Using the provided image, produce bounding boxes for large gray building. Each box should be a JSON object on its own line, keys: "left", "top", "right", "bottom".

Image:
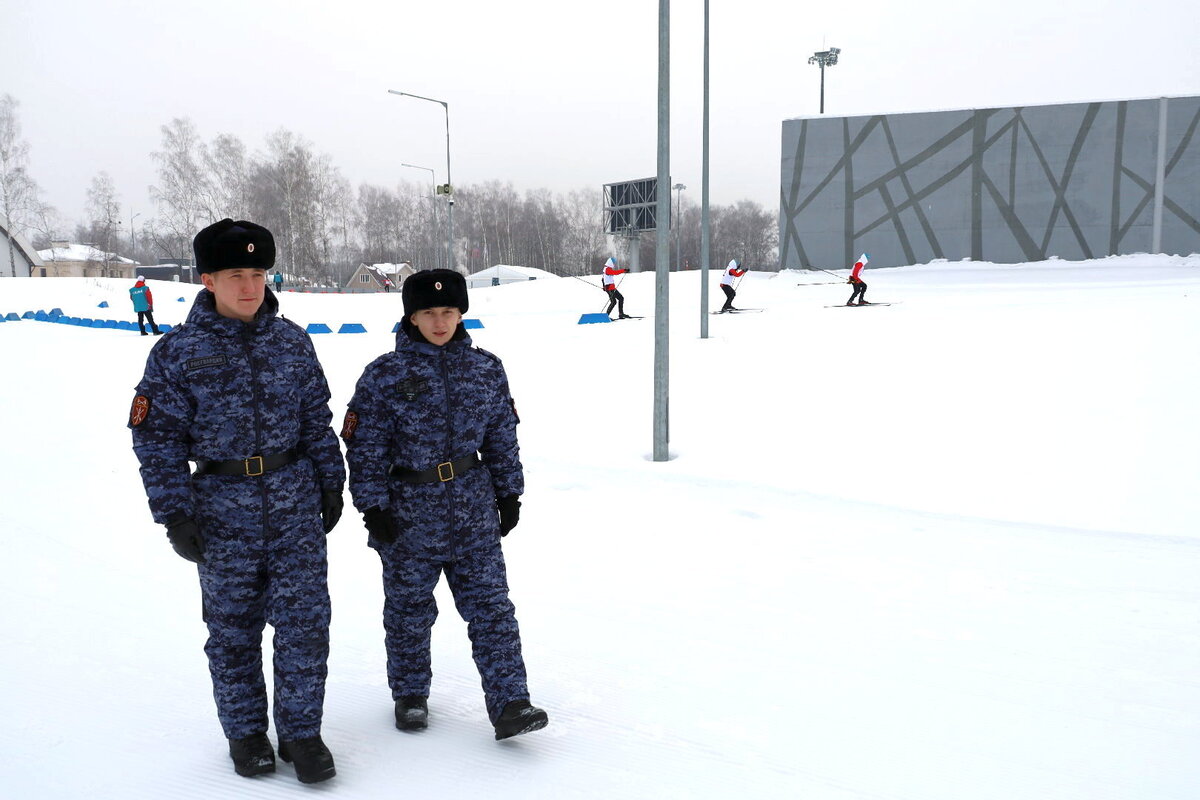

{"left": 780, "top": 96, "right": 1200, "bottom": 270}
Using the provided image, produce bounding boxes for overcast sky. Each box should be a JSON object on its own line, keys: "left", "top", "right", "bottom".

{"left": 5, "top": 0, "right": 1198, "bottom": 231}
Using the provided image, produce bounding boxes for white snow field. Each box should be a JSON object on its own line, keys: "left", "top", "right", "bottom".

{"left": 1, "top": 256, "right": 1198, "bottom": 798}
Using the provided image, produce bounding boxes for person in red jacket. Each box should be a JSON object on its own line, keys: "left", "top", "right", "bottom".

{"left": 601, "top": 257, "right": 631, "bottom": 319}
{"left": 129, "top": 275, "right": 162, "bottom": 335}
{"left": 719, "top": 259, "right": 747, "bottom": 312}
{"left": 846, "top": 253, "right": 870, "bottom": 305}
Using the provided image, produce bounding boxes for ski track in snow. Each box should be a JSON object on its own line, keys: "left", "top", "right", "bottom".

{"left": 1, "top": 257, "right": 1199, "bottom": 798}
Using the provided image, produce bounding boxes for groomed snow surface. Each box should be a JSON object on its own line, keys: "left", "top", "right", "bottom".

{"left": 1, "top": 256, "right": 1198, "bottom": 798}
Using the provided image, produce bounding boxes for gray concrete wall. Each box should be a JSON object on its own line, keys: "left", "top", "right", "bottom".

{"left": 780, "top": 96, "right": 1200, "bottom": 270}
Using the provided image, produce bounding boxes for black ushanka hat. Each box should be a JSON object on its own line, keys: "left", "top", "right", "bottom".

{"left": 193, "top": 219, "right": 276, "bottom": 274}
{"left": 402, "top": 269, "right": 469, "bottom": 316}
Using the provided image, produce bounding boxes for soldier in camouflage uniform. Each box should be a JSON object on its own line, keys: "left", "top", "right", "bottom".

{"left": 128, "top": 219, "right": 344, "bottom": 783}
{"left": 343, "top": 268, "right": 548, "bottom": 741}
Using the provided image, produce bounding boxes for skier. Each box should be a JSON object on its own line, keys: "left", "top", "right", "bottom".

{"left": 719, "top": 259, "right": 747, "bottom": 312}
{"left": 129, "top": 275, "right": 162, "bottom": 335}
{"left": 846, "top": 253, "right": 870, "bottom": 305}
{"left": 128, "top": 219, "right": 345, "bottom": 784}
{"left": 342, "top": 268, "right": 549, "bottom": 742}
{"left": 602, "top": 256, "right": 631, "bottom": 319}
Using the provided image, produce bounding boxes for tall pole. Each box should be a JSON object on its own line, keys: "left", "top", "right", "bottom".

{"left": 819, "top": 62, "right": 825, "bottom": 114}
{"left": 130, "top": 211, "right": 140, "bottom": 260}
{"left": 701, "top": 0, "right": 710, "bottom": 337}
{"left": 672, "top": 183, "right": 686, "bottom": 271}
{"left": 402, "top": 163, "right": 439, "bottom": 268}
{"left": 388, "top": 89, "right": 454, "bottom": 270}
{"left": 654, "top": 0, "right": 670, "bottom": 462}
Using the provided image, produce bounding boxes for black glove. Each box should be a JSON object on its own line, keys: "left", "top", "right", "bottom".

{"left": 363, "top": 507, "right": 398, "bottom": 545}
{"left": 320, "top": 490, "right": 344, "bottom": 534}
{"left": 497, "top": 495, "right": 521, "bottom": 537}
{"left": 165, "top": 513, "right": 206, "bottom": 564}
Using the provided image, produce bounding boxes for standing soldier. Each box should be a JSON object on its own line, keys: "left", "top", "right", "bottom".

{"left": 846, "top": 253, "right": 870, "bottom": 305}
{"left": 128, "top": 219, "right": 345, "bottom": 784}
{"left": 718, "top": 259, "right": 747, "bottom": 312}
{"left": 602, "top": 256, "right": 632, "bottom": 319}
{"left": 129, "top": 275, "right": 162, "bottom": 335}
{"left": 342, "top": 268, "right": 549, "bottom": 741}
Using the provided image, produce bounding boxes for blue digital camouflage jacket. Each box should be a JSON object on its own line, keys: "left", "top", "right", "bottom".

{"left": 343, "top": 330, "right": 523, "bottom": 560}
{"left": 129, "top": 288, "right": 345, "bottom": 524}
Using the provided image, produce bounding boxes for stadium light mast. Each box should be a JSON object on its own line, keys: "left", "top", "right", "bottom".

{"left": 807, "top": 47, "right": 840, "bottom": 114}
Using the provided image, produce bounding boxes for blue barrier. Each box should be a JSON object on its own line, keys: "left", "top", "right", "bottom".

{"left": 98, "top": 301, "right": 109, "bottom": 308}
{"left": 4, "top": 312, "right": 19, "bottom": 321}
{"left": 391, "top": 322, "right": 401, "bottom": 333}
{"left": 50, "top": 308, "right": 63, "bottom": 316}
{"left": 22, "top": 311, "right": 36, "bottom": 319}
{"left": 117, "top": 321, "right": 137, "bottom": 330}
{"left": 178, "top": 297, "right": 186, "bottom": 301}
{"left": 338, "top": 323, "right": 367, "bottom": 334}
{"left": 578, "top": 313, "right": 611, "bottom": 325}
{"left": 0, "top": 316, "right": 5, "bottom": 323}
{"left": 306, "top": 323, "right": 333, "bottom": 334}
{"left": 34, "top": 311, "right": 50, "bottom": 321}
{"left": 159, "top": 324, "right": 174, "bottom": 333}
{"left": 463, "top": 318, "right": 484, "bottom": 329}
{"left": 102, "top": 320, "right": 119, "bottom": 328}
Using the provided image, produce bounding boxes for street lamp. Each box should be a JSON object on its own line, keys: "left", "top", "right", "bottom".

{"left": 401, "top": 163, "right": 439, "bottom": 268}
{"left": 130, "top": 211, "right": 141, "bottom": 260}
{"left": 807, "top": 46, "right": 841, "bottom": 114}
{"left": 672, "top": 183, "right": 686, "bottom": 272}
{"left": 388, "top": 89, "right": 454, "bottom": 270}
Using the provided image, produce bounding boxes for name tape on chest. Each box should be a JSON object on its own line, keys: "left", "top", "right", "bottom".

{"left": 186, "top": 355, "right": 229, "bottom": 372}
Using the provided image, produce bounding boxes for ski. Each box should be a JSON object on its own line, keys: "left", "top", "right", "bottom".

{"left": 711, "top": 308, "right": 765, "bottom": 315}
{"left": 612, "top": 315, "right": 646, "bottom": 320}
{"left": 824, "top": 302, "right": 897, "bottom": 308}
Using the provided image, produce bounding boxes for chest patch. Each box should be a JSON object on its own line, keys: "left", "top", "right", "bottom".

{"left": 398, "top": 377, "right": 429, "bottom": 402}
{"left": 187, "top": 355, "right": 229, "bottom": 372}
{"left": 130, "top": 395, "right": 151, "bottom": 426}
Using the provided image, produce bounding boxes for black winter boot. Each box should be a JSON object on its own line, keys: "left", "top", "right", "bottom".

{"left": 395, "top": 696, "right": 429, "bottom": 731}
{"left": 493, "top": 699, "right": 549, "bottom": 740}
{"left": 278, "top": 735, "right": 336, "bottom": 784}
{"left": 228, "top": 733, "right": 275, "bottom": 777}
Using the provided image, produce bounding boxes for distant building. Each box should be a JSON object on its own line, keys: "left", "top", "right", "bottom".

{"left": 35, "top": 241, "right": 138, "bottom": 279}
{"left": 345, "top": 261, "right": 415, "bottom": 292}
{"left": 465, "top": 264, "right": 558, "bottom": 288}
{"left": 1, "top": 215, "right": 44, "bottom": 278}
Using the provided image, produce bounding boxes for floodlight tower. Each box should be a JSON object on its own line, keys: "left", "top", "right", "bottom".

{"left": 807, "top": 47, "right": 841, "bottom": 114}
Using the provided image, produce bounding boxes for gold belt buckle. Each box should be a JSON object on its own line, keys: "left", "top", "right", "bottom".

{"left": 437, "top": 461, "right": 455, "bottom": 482}
{"left": 244, "top": 456, "right": 265, "bottom": 476}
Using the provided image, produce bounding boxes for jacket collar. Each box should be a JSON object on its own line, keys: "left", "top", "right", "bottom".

{"left": 186, "top": 286, "right": 280, "bottom": 336}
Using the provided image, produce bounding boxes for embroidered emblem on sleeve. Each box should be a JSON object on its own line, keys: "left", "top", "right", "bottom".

{"left": 341, "top": 410, "right": 359, "bottom": 440}
{"left": 130, "top": 395, "right": 151, "bottom": 427}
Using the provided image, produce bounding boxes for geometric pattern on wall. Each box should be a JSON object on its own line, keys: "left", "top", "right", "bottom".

{"left": 780, "top": 96, "right": 1200, "bottom": 270}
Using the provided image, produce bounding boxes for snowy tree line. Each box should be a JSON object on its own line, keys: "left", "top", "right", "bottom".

{"left": 2, "top": 98, "right": 778, "bottom": 282}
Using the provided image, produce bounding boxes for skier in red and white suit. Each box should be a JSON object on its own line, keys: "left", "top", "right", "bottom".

{"left": 602, "top": 257, "right": 631, "bottom": 319}
{"left": 846, "top": 253, "right": 870, "bottom": 305}
{"left": 719, "top": 259, "right": 747, "bottom": 312}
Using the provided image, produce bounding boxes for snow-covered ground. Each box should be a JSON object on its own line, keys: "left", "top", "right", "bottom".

{"left": 1, "top": 256, "right": 1198, "bottom": 798}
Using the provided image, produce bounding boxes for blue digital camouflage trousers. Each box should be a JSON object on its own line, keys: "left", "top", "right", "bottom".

{"left": 195, "top": 462, "right": 330, "bottom": 741}
{"left": 378, "top": 539, "right": 528, "bottom": 723}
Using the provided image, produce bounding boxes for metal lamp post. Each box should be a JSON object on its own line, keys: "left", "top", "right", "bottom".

{"left": 672, "top": 182, "right": 686, "bottom": 271}
{"left": 807, "top": 47, "right": 840, "bottom": 114}
{"left": 401, "top": 162, "right": 439, "bottom": 268}
{"left": 388, "top": 89, "right": 454, "bottom": 270}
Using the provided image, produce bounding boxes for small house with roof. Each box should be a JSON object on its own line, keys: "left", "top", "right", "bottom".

{"left": 35, "top": 241, "right": 138, "bottom": 279}
{"left": 345, "top": 261, "right": 415, "bottom": 292}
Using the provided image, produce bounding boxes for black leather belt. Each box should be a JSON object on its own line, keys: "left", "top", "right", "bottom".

{"left": 193, "top": 447, "right": 301, "bottom": 477}
{"left": 389, "top": 453, "right": 480, "bottom": 483}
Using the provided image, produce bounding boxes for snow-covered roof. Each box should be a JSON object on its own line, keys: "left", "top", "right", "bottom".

{"left": 467, "top": 264, "right": 559, "bottom": 281}
{"left": 364, "top": 262, "right": 414, "bottom": 277}
{"left": 37, "top": 243, "right": 136, "bottom": 264}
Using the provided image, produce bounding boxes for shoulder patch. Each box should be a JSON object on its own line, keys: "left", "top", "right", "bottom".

{"left": 186, "top": 355, "right": 228, "bottom": 372}
{"left": 130, "top": 395, "right": 151, "bottom": 427}
{"left": 341, "top": 410, "right": 359, "bottom": 440}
